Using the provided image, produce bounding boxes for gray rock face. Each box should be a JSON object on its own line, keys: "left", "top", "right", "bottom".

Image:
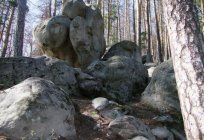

{"left": 103, "top": 40, "right": 142, "bottom": 63}
{"left": 33, "top": 0, "right": 106, "bottom": 69}
{"left": 75, "top": 68, "right": 102, "bottom": 97}
{"left": 141, "top": 59, "right": 180, "bottom": 112}
{"left": 70, "top": 7, "right": 106, "bottom": 69}
{"left": 108, "top": 116, "right": 156, "bottom": 140}
{"left": 99, "top": 105, "right": 129, "bottom": 120}
{"left": 0, "top": 77, "right": 76, "bottom": 139}
{"left": 92, "top": 97, "right": 130, "bottom": 121}
{"left": 33, "top": 16, "right": 78, "bottom": 66}
{"left": 87, "top": 56, "right": 148, "bottom": 103}
{"left": 151, "top": 127, "right": 174, "bottom": 140}
{"left": 0, "top": 56, "right": 78, "bottom": 95}
{"left": 62, "top": 0, "right": 86, "bottom": 19}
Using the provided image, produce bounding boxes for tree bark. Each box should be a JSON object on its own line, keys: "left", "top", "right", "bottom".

{"left": 14, "top": 0, "right": 27, "bottom": 56}
{"left": 1, "top": 6, "right": 15, "bottom": 57}
{"left": 107, "top": 0, "right": 111, "bottom": 45}
{"left": 132, "top": 0, "right": 136, "bottom": 43}
{"left": 101, "top": 0, "right": 104, "bottom": 17}
{"left": 49, "top": 0, "right": 52, "bottom": 18}
{"left": 146, "top": 0, "right": 152, "bottom": 62}
{"left": 117, "top": 0, "right": 121, "bottom": 42}
{"left": 53, "top": 0, "right": 57, "bottom": 16}
{"left": 137, "top": 0, "right": 142, "bottom": 54}
{"left": 0, "top": 5, "right": 10, "bottom": 45}
{"left": 163, "top": 0, "right": 204, "bottom": 139}
{"left": 154, "top": 0, "right": 163, "bottom": 63}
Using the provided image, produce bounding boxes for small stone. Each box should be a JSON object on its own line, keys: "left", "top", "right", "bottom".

{"left": 130, "top": 136, "right": 149, "bottom": 140}
{"left": 93, "top": 123, "right": 101, "bottom": 130}
{"left": 92, "top": 97, "right": 109, "bottom": 111}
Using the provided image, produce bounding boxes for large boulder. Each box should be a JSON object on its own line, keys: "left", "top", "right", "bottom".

{"left": 62, "top": 0, "right": 86, "bottom": 19}
{"left": 151, "top": 127, "right": 174, "bottom": 140}
{"left": 70, "top": 7, "right": 106, "bottom": 69}
{"left": 86, "top": 56, "right": 148, "bottom": 103}
{"left": 0, "top": 56, "right": 78, "bottom": 95}
{"left": 108, "top": 115, "right": 156, "bottom": 140}
{"left": 103, "top": 41, "right": 142, "bottom": 63}
{"left": 141, "top": 59, "right": 180, "bottom": 112}
{"left": 33, "top": 0, "right": 106, "bottom": 69}
{"left": 0, "top": 77, "right": 76, "bottom": 139}
{"left": 75, "top": 68, "right": 103, "bottom": 97}
{"left": 33, "top": 16, "right": 78, "bottom": 66}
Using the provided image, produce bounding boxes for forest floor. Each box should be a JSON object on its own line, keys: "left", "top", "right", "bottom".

{"left": 0, "top": 97, "right": 183, "bottom": 140}
{"left": 73, "top": 97, "right": 183, "bottom": 140}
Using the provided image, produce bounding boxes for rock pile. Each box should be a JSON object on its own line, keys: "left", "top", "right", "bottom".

{"left": 33, "top": 0, "right": 106, "bottom": 69}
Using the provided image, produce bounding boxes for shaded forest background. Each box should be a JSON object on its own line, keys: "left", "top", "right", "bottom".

{"left": 0, "top": 0, "right": 203, "bottom": 63}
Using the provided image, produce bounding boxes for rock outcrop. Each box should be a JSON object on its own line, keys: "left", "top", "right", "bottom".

{"left": 69, "top": 9, "right": 106, "bottom": 69}
{"left": 0, "top": 56, "right": 78, "bottom": 95}
{"left": 0, "top": 77, "right": 76, "bottom": 139}
{"left": 141, "top": 59, "right": 180, "bottom": 112}
{"left": 103, "top": 40, "right": 142, "bottom": 63}
{"left": 33, "top": 0, "right": 106, "bottom": 69}
{"left": 75, "top": 68, "right": 103, "bottom": 97}
{"left": 108, "top": 115, "right": 156, "bottom": 140}
{"left": 33, "top": 16, "right": 78, "bottom": 66}
{"left": 87, "top": 56, "right": 148, "bottom": 103}
{"left": 62, "top": 0, "right": 86, "bottom": 19}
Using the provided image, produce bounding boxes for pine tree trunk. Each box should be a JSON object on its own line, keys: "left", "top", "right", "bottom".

{"left": 201, "top": 0, "right": 204, "bottom": 32}
{"left": 101, "top": 0, "right": 104, "bottom": 17}
{"left": 132, "top": 0, "right": 136, "bottom": 43}
{"left": 107, "top": 0, "right": 111, "bottom": 45}
{"left": 154, "top": 0, "right": 163, "bottom": 63}
{"left": 117, "top": 0, "right": 121, "bottom": 42}
{"left": 53, "top": 0, "right": 57, "bottom": 16}
{"left": 124, "top": 0, "right": 127, "bottom": 40}
{"left": 163, "top": 0, "right": 204, "bottom": 139}
{"left": 0, "top": 5, "right": 9, "bottom": 45}
{"left": 14, "top": 0, "right": 27, "bottom": 56}
{"left": 49, "top": 0, "right": 52, "bottom": 18}
{"left": 1, "top": 7, "right": 15, "bottom": 57}
{"left": 146, "top": 0, "right": 152, "bottom": 62}
{"left": 137, "top": 0, "right": 142, "bottom": 54}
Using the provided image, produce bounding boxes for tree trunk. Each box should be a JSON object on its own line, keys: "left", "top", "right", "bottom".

{"left": 117, "top": 0, "right": 121, "bottom": 42}
{"left": 124, "top": 0, "right": 127, "bottom": 39}
{"left": 53, "top": 0, "right": 57, "bottom": 16}
{"left": 14, "top": 0, "right": 27, "bottom": 56}
{"left": 163, "top": 0, "right": 204, "bottom": 139}
{"left": 154, "top": 0, "right": 163, "bottom": 63}
{"left": 126, "top": 0, "right": 130, "bottom": 40}
{"left": 137, "top": 0, "right": 142, "bottom": 54}
{"left": 107, "top": 0, "right": 111, "bottom": 45}
{"left": 201, "top": 0, "right": 204, "bottom": 32}
{"left": 101, "top": 0, "right": 104, "bottom": 17}
{"left": 49, "top": 0, "right": 52, "bottom": 18}
{"left": 0, "top": 5, "right": 9, "bottom": 45}
{"left": 146, "top": 0, "right": 152, "bottom": 62}
{"left": 1, "top": 6, "right": 15, "bottom": 57}
{"left": 132, "top": 0, "right": 136, "bottom": 43}
{"left": 0, "top": 0, "right": 5, "bottom": 30}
